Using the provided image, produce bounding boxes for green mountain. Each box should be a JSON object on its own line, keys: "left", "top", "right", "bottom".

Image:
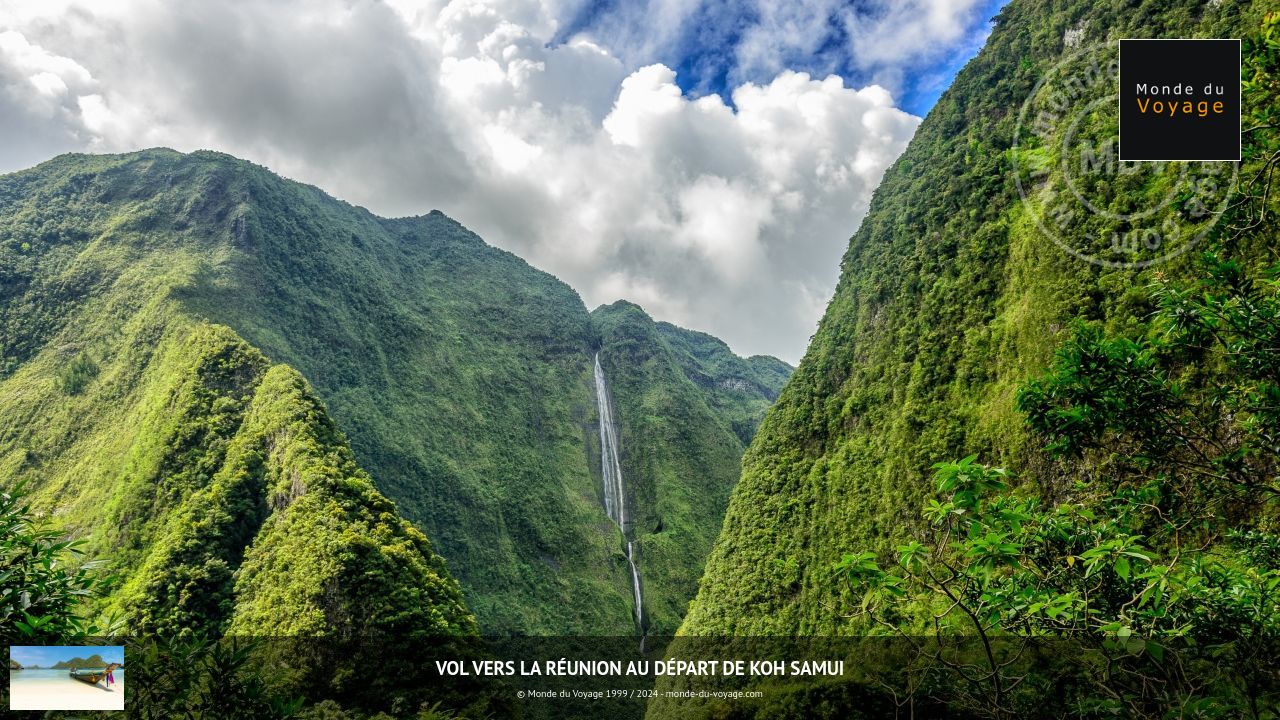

{"left": 51, "top": 655, "right": 111, "bottom": 670}
{"left": 0, "top": 149, "right": 788, "bottom": 636}
{"left": 0, "top": 304, "right": 475, "bottom": 638}
{"left": 682, "top": 0, "right": 1280, "bottom": 636}
{"left": 654, "top": 319, "right": 793, "bottom": 448}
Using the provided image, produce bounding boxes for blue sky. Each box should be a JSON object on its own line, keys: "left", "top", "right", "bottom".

{"left": 10, "top": 646, "right": 124, "bottom": 668}
{"left": 555, "top": 0, "right": 1009, "bottom": 116}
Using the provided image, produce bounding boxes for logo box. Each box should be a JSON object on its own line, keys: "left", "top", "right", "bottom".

{"left": 1119, "top": 38, "right": 1241, "bottom": 161}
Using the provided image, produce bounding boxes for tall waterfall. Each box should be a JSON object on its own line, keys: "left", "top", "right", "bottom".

{"left": 593, "top": 353, "right": 645, "bottom": 639}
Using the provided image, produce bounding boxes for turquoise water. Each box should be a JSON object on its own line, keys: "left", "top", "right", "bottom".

{"left": 11, "top": 667, "right": 125, "bottom": 682}
{"left": 8, "top": 668, "right": 125, "bottom": 711}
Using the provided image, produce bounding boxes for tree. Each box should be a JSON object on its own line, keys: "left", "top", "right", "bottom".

{"left": 836, "top": 451, "right": 1279, "bottom": 718}
{"left": 834, "top": 257, "right": 1280, "bottom": 717}
{"left": 0, "top": 481, "right": 120, "bottom": 643}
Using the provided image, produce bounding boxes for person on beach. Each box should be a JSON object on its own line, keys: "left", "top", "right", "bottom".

{"left": 105, "top": 664, "right": 116, "bottom": 688}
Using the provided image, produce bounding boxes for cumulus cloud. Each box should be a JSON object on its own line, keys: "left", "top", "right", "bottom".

{"left": 0, "top": 0, "right": 922, "bottom": 363}
{"left": 0, "top": 28, "right": 99, "bottom": 169}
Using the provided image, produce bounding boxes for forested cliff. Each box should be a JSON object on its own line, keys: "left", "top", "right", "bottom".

{"left": 0, "top": 150, "right": 788, "bottom": 638}
{"left": 683, "top": 0, "right": 1280, "bottom": 636}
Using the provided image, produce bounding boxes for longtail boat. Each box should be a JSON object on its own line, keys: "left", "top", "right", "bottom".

{"left": 70, "top": 663, "right": 120, "bottom": 685}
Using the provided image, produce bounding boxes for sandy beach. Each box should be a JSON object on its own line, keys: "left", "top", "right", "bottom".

{"left": 9, "top": 669, "right": 125, "bottom": 711}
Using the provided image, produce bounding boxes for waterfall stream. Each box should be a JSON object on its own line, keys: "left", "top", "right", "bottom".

{"left": 593, "top": 353, "right": 646, "bottom": 640}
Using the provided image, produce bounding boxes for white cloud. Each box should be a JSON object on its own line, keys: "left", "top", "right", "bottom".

{"left": 838, "top": 0, "right": 994, "bottom": 92}
{"left": 841, "top": 0, "right": 989, "bottom": 67}
{"left": 0, "top": 28, "right": 99, "bottom": 167}
{"left": 0, "top": 0, "right": 922, "bottom": 364}
{"left": 559, "top": 0, "right": 996, "bottom": 102}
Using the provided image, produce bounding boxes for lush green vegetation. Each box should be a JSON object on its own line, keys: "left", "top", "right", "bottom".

{"left": 592, "top": 302, "right": 788, "bottom": 634}
{"left": 0, "top": 323, "right": 485, "bottom": 716}
{"left": 127, "top": 637, "right": 305, "bottom": 719}
{"left": 683, "top": 0, "right": 1280, "bottom": 637}
{"left": 0, "top": 144, "right": 787, "bottom": 719}
{"left": 653, "top": 319, "right": 791, "bottom": 446}
{"left": 660, "top": 8, "right": 1280, "bottom": 719}
{"left": 2, "top": 310, "right": 475, "bottom": 642}
{"left": 49, "top": 654, "right": 114, "bottom": 669}
{"left": 0, "top": 482, "right": 119, "bottom": 643}
{"left": 672, "top": 2, "right": 1280, "bottom": 717}
{"left": 57, "top": 351, "right": 99, "bottom": 395}
{"left": 105, "top": 333, "right": 477, "bottom": 639}
{"left": 840, "top": 453, "right": 1277, "bottom": 716}
{"left": 829, "top": 240, "right": 1280, "bottom": 716}
{"left": 0, "top": 146, "right": 785, "bottom": 637}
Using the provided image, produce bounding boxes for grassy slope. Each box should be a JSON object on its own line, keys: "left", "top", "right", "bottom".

{"left": 0, "top": 298, "right": 474, "bottom": 636}
{"left": 175, "top": 154, "right": 620, "bottom": 634}
{"left": 682, "top": 0, "right": 1279, "bottom": 635}
{"left": 0, "top": 149, "right": 788, "bottom": 635}
{"left": 656, "top": 321, "right": 792, "bottom": 447}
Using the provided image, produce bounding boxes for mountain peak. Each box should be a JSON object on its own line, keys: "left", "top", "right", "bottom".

{"left": 1, "top": 146, "right": 787, "bottom": 639}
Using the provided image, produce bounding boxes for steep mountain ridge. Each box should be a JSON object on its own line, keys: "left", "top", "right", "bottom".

{"left": 0, "top": 149, "right": 789, "bottom": 635}
{"left": 682, "top": 0, "right": 1279, "bottom": 635}
{"left": 0, "top": 298, "right": 475, "bottom": 637}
